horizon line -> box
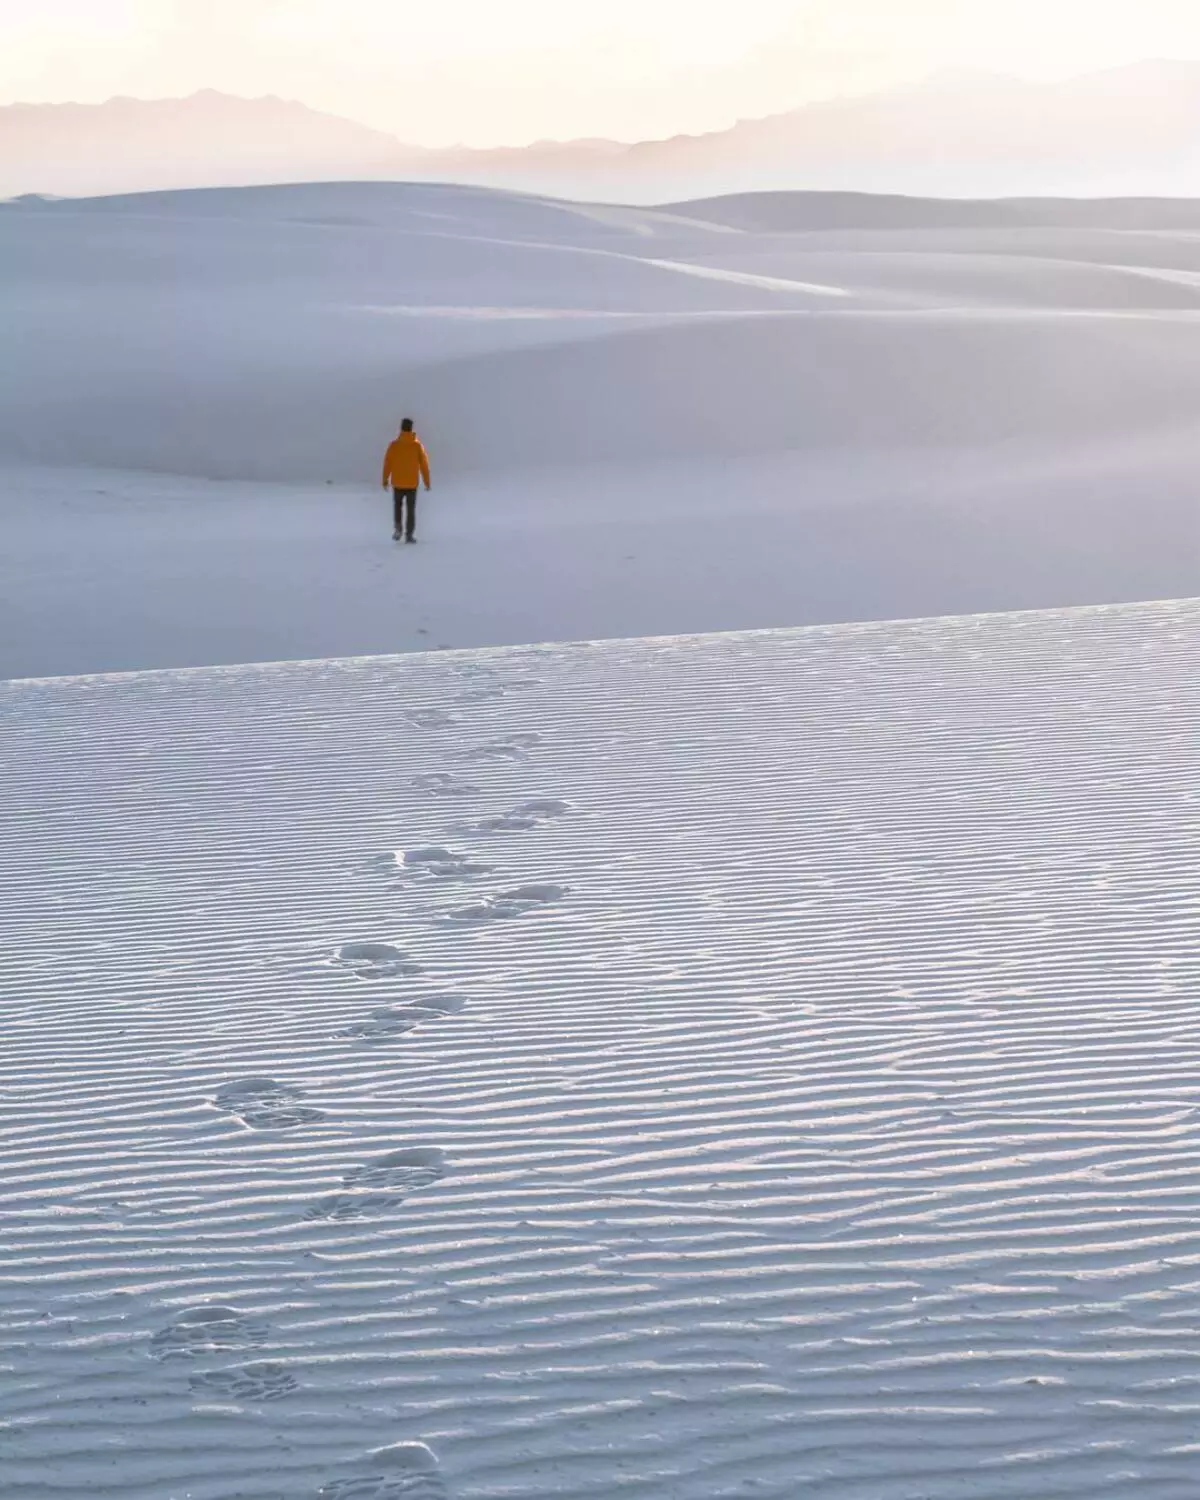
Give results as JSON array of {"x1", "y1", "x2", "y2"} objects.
[{"x1": 4, "y1": 56, "x2": 1200, "y2": 155}]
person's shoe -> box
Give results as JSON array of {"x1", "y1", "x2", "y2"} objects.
[
  {"x1": 392, "y1": 529, "x2": 402, "y2": 541},
  {"x1": 405, "y1": 535, "x2": 417, "y2": 545}
]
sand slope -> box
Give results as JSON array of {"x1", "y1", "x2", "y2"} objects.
[
  {"x1": 7, "y1": 426, "x2": 1200, "y2": 679},
  {"x1": 4, "y1": 599, "x2": 1200, "y2": 1496},
  {"x1": 5, "y1": 181, "x2": 1200, "y2": 677},
  {"x1": 10, "y1": 182, "x2": 1200, "y2": 480}
]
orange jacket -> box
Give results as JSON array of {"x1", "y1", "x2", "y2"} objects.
[{"x1": 382, "y1": 431, "x2": 431, "y2": 489}]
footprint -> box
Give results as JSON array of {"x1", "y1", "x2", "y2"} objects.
[
  {"x1": 364, "y1": 851, "x2": 404, "y2": 876},
  {"x1": 404, "y1": 995, "x2": 468, "y2": 1015},
  {"x1": 472, "y1": 798, "x2": 573, "y2": 833},
  {"x1": 399, "y1": 848, "x2": 495, "y2": 880},
  {"x1": 213, "y1": 1078, "x2": 326, "y2": 1131},
  {"x1": 452, "y1": 684, "x2": 507, "y2": 704},
  {"x1": 338, "y1": 1010, "x2": 425, "y2": 1042},
  {"x1": 405, "y1": 708, "x2": 460, "y2": 730},
  {"x1": 404, "y1": 846, "x2": 461, "y2": 866},
  {"x1": 305, "y1": 1148, "x2": 446, "y2": 1221},
  {"x1": 438, "y1": 884, "x2": 568, "y2": 926},
  {"x1": 367, "y1": 848, "x2": 483, "y2": 879},
  {"x1": 459, "y1": 733, "x2": 543, "y2": 763},
  {"x1": 340, "y1": 997, "x2": 466, "y2": 1044},
  {"x1": 150, "y1": 1306, "x2": 270, "y2": 1361},
  {"x1": 305, "y1": 1192, "x2": 425, "y2": 1222},
  {"x1": 319, "y1": 1443, "x2": 446, "y2": 1499},
  {"x1": 334, "y1": 943, "x2": 423, "y2": 980},
  {"x1": 344, "y1": 1147, "x2": 447, "y2": 1190},
  {"x1": 240, "y1": 1103, "x2": 326, "y2": 1129},
  {"x1": 412, "y1": 773, "x2": 480, "y2": 798},
  {"x1": 189, "y1": 1361, "x2": 298, "y2": 1402}
]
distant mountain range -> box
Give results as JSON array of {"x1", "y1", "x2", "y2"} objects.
[
  {"x1": 6, "y1": 62, "x2": 1200, "y2": 204},
  {"x1": 0, "y1": 92, "x2": 415, "y2": 199}
]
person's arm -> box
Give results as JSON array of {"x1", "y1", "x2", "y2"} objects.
[
  {"x1": 381, "y1": 443, "x2": 393, "y2": 489},
  {"x1": 419, "y1": 442, "x2": 431, "y2": 490}
]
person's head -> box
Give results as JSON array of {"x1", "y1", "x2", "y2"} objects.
[{"x1": 400, "y1": 418, "x2": 414, "y2": 433}]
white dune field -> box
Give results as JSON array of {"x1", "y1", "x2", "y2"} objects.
[
  {"x1": 6, "y1": 183, "x2": 1200, "y2": 678},
  {"x1": 5, "y1": 598, "x2": 1200, "y2": 1498}
]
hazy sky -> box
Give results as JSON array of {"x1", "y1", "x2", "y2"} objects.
[{"x1": 5, "y1": 0, "x2": 1200, "y2": 145}]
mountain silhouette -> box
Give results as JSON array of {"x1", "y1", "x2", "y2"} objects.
[{"x1": 5, "y1": 64, "x2": 1200, "y2": 202}]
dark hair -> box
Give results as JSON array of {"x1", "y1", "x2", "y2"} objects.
[{"x1": 400, "y1": 418, "x2": 414, "y2": 432}]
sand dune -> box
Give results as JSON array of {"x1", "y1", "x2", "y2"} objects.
[
  {"x1": 0, "y1": 185, "x2": 825, "y2": 480},
  {"x1": 669, "y1": 191, "x2": 1200, "y2": 233},
  {"x1": 9, "y1": 303, "x2": 1198, "y2": 482},
  {"x1": 5, "y1": 598, "x2": 1200, "y2": 1496},
  {"x1": 678, "y1": 246, "x2": 1200, "y2": 311},
  {"x1": 7, "y1": 170, "x2": 1200, "y2": 1497},
  {"x1": 9, "y1": 420, "x2": 1200, "y2": 679},
  {"x1": 9, "y1": 178, "x2": 725, "y2": 242},
  {"x1": 8, "y1": 182, "x2": 1200, "y2": 481},
  {"x1": 4, "y1": 180, "x2": 1200, "y2": 676},
  {"x1": 408, "y1": 313, "x2": 1200, "y2": 472}
]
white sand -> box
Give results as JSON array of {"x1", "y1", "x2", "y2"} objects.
[
  {"x1": 7, "y1": 177, "x2": 1200, "y2": 1499},
  {"x1": 5, "y1": 430, "x2": 1200, "y2": 679},
  {"x1": 5, "y1": 598, "x2": 1200, "y2": 1497},
  {"x1": 4, "y1": 182, "x2": 1200, "y2": 678}
]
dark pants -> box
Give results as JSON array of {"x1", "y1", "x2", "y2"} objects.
[{"x1": 393, "y1": 487, "x2": 417, "y2": 539}]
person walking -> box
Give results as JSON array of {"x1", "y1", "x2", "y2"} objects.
[{"x1": 381, "y1": 418, "x2": 432, "y2": 543}]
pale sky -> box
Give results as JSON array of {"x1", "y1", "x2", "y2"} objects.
[{"x1": 5, "y1": 0, "x2": 1200, "y2": 146}]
